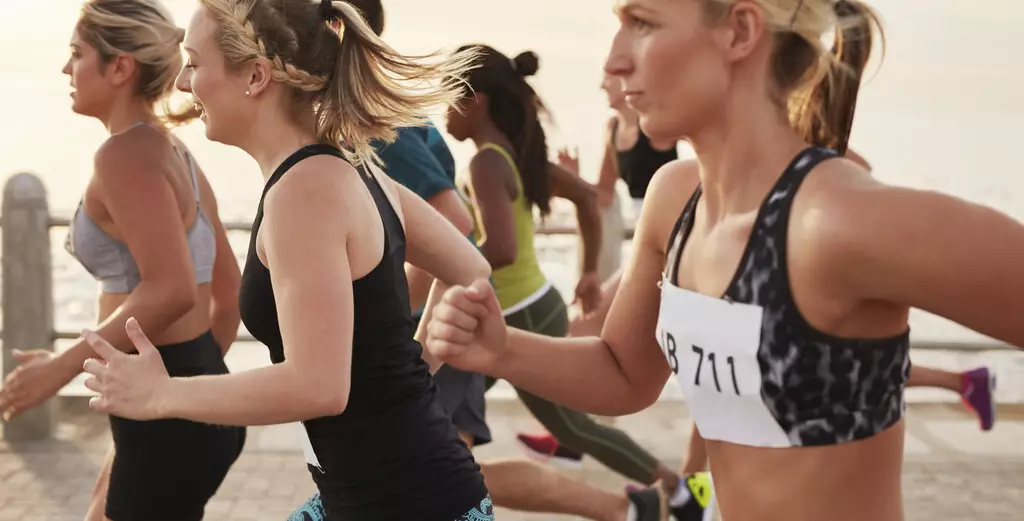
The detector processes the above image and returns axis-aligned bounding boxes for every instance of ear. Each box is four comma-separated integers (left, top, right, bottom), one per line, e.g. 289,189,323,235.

717,1,766,63
245,57,274,97
470,92,489,114
107,54,137,88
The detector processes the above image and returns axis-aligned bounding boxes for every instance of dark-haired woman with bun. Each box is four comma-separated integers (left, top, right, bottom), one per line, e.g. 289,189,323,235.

445,45,713,521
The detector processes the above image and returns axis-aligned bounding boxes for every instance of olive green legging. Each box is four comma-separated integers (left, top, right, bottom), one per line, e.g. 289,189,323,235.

485,285,659,484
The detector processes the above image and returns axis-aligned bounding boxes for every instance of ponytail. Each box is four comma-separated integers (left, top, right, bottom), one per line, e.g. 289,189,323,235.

789,0,883,155
319,1,478,162
200,0,478,164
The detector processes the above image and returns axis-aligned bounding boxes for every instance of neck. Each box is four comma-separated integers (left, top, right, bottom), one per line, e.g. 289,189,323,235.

614,107,639,129
469,120,511,151
237,109,320,183
688,91,808,224
103,96,158,134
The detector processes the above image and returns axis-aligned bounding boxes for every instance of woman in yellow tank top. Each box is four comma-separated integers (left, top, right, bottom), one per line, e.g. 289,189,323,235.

442,44,710,521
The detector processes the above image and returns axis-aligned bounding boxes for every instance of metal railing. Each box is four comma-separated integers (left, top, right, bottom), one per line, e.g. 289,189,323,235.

1,172,1015,440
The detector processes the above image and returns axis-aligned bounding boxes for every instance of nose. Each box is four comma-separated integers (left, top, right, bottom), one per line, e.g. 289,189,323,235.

603,26,634,80
174,67,192,94
62,57,72,77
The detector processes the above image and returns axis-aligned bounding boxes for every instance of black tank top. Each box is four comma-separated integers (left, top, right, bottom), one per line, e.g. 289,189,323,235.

238,144,487,520
660,147,910,447
613,119,678,199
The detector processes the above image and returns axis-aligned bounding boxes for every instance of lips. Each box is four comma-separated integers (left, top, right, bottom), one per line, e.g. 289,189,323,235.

624,91,645,110
193,100,206,120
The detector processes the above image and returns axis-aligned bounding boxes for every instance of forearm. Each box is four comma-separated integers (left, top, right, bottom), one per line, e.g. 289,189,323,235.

161,362,336,426
57,283,192,377
405,264,435,313
415,279,451,374
496,328,657,415
210,302,240,356
576,201,603,274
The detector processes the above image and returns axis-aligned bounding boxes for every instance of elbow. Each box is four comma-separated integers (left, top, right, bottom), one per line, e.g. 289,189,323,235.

602,383,662,416
469,253,492,282
487,244,517,269
312,383,350,417
627,383,664,414
319,394,349,417
452,212,475,239
578,190,601,223
160,282,199,322
211,290,241,325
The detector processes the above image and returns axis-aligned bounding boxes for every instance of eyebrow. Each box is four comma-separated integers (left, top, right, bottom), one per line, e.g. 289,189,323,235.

614,0,655,17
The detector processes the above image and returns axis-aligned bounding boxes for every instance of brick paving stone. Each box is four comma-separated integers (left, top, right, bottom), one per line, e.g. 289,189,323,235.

0,400,1021,521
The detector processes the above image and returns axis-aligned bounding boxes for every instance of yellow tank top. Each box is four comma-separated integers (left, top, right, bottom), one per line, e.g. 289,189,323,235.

464,144,548,311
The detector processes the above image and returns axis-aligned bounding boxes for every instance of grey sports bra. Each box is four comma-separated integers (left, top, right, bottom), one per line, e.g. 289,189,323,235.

64,123,216,294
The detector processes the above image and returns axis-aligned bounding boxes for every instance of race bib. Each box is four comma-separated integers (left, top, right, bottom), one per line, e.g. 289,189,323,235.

656,275,791,447
297,423,323,472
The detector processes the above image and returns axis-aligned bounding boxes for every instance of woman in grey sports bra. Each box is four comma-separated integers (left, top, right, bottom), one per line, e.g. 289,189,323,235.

0,2,244,520
424,1,1024,521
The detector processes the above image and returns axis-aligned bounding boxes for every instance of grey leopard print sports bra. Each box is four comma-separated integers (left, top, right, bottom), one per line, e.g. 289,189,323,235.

658,147,910,447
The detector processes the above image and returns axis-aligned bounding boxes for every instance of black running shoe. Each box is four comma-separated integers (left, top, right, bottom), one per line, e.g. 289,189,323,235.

627,487,668,521
670,473,716,521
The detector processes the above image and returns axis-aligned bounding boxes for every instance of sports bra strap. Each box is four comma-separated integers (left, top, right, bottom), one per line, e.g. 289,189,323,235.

479,143,524,193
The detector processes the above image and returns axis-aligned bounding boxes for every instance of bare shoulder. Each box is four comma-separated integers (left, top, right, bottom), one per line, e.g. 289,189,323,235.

605,115,617,133
263,154,360,220
791,156,970,273
93,125,173,188
637,158,701,253
468,147,513,179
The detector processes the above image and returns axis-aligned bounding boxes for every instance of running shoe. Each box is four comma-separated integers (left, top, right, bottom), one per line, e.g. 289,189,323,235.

514,432,584,469
627,486,669,521
628,473,716,521
670,472,715,521
961,366,996,431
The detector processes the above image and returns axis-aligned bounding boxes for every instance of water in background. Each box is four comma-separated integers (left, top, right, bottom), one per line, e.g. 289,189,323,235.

2,0,1023,356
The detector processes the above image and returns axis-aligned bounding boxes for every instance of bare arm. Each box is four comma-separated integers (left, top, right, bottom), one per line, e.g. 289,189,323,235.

406,188,475,312
55,133,199,378
549,162,603,274
595,118,620,208
196,168,241,354
467,150,517,268
385,174,491,372
160,157,361,425
475,160,699,414
829,176,1024,348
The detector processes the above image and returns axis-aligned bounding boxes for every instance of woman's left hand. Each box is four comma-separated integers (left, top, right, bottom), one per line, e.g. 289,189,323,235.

82,318,171,421
573,271,603,315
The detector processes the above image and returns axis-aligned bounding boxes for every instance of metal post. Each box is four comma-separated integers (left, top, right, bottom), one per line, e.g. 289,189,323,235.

1,173,56,441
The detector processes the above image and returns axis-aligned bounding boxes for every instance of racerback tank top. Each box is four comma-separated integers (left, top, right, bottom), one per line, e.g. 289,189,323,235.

612,120,678,200
655,147,910,448
238,144,487,520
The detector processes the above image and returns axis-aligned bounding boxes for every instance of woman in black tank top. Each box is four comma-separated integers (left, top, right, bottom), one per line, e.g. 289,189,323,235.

610,117,679,204
426,2,1024,521
77,2,494,520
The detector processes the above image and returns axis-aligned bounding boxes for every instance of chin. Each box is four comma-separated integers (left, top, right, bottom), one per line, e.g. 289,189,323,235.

202,121,227,145
638,114,686,143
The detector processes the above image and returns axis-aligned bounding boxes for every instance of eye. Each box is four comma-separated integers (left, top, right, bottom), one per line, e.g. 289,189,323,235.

625,12,655,32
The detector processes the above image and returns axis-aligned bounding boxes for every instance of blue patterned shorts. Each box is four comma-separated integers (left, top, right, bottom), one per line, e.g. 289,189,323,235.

287,493,494,521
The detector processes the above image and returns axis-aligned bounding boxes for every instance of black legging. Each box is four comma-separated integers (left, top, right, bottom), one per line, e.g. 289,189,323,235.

488,285,661,484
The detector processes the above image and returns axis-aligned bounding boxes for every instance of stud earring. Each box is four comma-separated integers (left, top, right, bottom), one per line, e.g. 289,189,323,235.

245,90,250,96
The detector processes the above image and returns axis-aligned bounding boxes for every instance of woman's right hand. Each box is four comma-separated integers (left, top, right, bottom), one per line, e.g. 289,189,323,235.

557,147,580,176
0,350,74,421
426,279,508,375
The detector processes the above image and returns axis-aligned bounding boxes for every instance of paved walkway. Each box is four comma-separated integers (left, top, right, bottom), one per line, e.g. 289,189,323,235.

1,400,1022,521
